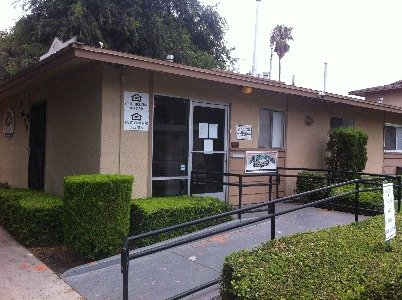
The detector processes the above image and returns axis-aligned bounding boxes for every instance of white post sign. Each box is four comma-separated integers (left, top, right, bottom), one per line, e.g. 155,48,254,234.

123,91,149,131
383,183,397,241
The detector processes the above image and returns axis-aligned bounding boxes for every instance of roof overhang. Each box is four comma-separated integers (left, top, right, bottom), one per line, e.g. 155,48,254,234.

2,43,402,114
350,83,402,97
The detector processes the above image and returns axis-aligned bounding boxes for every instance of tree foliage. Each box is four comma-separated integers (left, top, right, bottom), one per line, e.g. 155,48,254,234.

270,24,293,81
0,0,234,80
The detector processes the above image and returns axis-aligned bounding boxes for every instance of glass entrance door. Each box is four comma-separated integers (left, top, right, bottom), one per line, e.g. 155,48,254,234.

152,96,189,196
189,102,228,200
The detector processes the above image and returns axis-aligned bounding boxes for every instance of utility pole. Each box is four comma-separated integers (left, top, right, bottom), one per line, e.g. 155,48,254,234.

251,0,262,76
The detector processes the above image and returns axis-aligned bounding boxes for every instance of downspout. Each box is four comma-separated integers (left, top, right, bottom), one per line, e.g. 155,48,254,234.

119,67,126,174
148,71,154,196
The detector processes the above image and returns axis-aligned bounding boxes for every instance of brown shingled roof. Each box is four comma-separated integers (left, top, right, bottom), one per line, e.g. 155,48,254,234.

349,80,402,96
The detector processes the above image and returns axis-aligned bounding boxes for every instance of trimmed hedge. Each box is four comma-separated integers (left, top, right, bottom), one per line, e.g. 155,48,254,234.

0,188,63,246
294,172,395,215
64,174,134,258
330,183,383,215
325,127,368,177
294,171,329,202
130,196,233,247
221,213,402,299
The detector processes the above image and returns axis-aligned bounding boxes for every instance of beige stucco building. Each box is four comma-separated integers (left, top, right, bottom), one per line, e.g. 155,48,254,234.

1,43,402,204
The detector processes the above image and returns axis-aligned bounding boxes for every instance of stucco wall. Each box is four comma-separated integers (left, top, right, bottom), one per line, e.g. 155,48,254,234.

286,96,384,193
365,90,402,108
43,63,102,194
100,65,151,199
100,69,289,201
0,63,103,195
0,96,30,187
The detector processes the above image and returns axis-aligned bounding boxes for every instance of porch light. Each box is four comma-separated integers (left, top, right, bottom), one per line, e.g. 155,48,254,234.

242,86,253,94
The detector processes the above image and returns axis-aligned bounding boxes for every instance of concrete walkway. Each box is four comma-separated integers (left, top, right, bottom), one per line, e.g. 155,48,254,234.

62,202,369,300
0,226,83,300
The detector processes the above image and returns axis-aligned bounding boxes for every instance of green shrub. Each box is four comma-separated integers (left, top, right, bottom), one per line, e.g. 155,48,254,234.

330,182,383,215
63,174,134,259
130,196,233,247
221,213,402,299
325,127,368,177
294,171,329,202
0,188,63,246
0,182,10,189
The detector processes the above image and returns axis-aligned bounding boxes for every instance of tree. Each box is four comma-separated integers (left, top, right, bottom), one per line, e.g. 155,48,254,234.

269,24,293,81
0,0,235,80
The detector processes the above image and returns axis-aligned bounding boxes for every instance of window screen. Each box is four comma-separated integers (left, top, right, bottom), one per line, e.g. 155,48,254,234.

258,108,285,148
258,108,271,148
385,126,396,150
272,111,284,148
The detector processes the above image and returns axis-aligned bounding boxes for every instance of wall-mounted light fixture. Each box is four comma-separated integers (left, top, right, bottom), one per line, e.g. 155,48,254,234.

305,115,315,125
18,101,30,131
242,86,253,94
18,110,29,119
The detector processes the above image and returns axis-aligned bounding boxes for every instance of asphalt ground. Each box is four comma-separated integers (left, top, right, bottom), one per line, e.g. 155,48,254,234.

62,202,369,300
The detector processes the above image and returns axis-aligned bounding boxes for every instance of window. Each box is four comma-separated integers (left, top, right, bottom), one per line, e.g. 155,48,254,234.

330,117,354,129
258,108,285,148
384,124,402,151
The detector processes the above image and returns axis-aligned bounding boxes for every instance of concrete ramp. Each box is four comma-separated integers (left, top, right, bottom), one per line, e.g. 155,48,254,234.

62,202,368,300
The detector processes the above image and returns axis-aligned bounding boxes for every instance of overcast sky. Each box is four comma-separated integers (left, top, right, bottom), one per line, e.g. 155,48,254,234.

1,0,402,96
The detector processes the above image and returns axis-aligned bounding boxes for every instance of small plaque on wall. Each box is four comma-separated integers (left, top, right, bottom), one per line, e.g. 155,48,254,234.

236,125,252,140
3,108,15,140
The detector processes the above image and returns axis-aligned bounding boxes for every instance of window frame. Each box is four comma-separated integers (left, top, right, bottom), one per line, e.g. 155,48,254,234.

384,123,402,153
258,108,285,149
330,116,355,129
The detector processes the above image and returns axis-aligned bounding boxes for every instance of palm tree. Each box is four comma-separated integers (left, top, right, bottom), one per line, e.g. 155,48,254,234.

270,25,293,81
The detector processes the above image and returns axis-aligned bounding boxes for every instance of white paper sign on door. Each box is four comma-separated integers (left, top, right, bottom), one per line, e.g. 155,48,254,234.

209,124,218,139
199,123,209,138
204,139,213,152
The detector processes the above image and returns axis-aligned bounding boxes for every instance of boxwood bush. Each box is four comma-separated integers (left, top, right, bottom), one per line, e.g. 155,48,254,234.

329,182,383,215
0,188,63,246
325,127,368,177
130,196,233,247
63,174,134,258
221,213,402,299
294,171,329,202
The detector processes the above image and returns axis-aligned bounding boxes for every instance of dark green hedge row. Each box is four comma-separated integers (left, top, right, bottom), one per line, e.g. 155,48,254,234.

329,183,383,215
64,174,134,259
221,213,402,299
294,172,399,215
294,171,329,203
131,196,233,247
0,188,63,246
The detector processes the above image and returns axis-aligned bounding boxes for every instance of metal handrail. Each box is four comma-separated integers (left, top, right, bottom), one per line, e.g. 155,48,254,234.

121,168,402,300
